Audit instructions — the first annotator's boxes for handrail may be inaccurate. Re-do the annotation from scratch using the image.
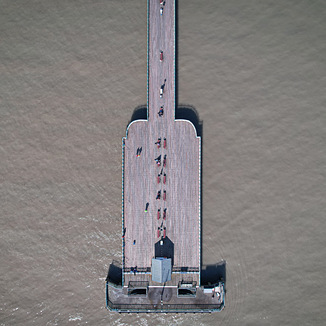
[107,299,224,313]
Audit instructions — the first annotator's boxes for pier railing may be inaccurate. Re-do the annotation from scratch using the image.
[106,299,224,313]
[172,267,199,273]
[124,267,151,273]
[121,138,125,286]
[123,267,199,273]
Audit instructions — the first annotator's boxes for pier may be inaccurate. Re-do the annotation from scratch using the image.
[107,0,224,312]
[124,0,200,282]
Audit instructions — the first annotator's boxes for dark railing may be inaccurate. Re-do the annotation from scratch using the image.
[178,281,197,288]
[128,281,149,288]
[124,267,151,273]
[124,267,199,273]
[123,267,199,273]
[172,267,199,272]
[106,299,224,313]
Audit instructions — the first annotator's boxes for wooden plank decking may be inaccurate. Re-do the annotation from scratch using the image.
[122,0,200,282]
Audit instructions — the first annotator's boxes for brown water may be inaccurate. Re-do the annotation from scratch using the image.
[1,0,326,325]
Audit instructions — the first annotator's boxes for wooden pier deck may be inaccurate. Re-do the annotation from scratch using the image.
[122,0,200,282]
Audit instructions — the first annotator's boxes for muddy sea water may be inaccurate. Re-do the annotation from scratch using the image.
[1,0,326,325]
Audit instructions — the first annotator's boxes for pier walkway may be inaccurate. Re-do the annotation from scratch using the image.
[123,0,200,283]
[107,0,225,313]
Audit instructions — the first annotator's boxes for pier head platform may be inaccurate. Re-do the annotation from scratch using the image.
[106,0,225,313]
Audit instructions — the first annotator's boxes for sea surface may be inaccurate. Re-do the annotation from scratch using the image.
[1,0,326,325]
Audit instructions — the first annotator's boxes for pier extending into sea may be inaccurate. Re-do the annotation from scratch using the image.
[107,0,224,312]
[123,0,200,285]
